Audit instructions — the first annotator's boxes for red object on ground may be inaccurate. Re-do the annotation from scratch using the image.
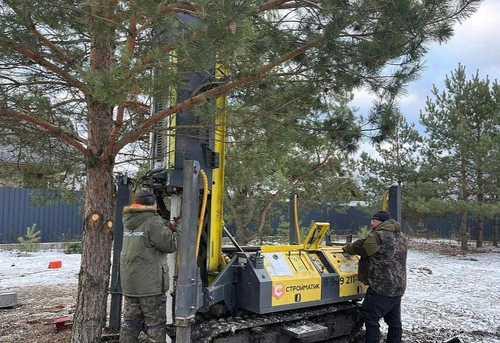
[48,260,62,269]
[53,315,73,332]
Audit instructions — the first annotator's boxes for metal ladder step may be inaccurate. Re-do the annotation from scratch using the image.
[281,322,328,342]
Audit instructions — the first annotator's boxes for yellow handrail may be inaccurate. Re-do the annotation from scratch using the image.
[293,194,302,244]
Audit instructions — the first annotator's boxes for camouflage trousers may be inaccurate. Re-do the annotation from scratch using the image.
[120,295,167,343]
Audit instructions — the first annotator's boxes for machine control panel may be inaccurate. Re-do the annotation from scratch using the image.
[263,252,322,307]
[322,248,365,297]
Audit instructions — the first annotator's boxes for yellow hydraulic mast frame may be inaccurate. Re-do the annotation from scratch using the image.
[208,65,228,275]
[166,52,177,169]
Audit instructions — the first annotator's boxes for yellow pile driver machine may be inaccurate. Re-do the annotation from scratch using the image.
[109,11,402,343]
[110,80,402,342]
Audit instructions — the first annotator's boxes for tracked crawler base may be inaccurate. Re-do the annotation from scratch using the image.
[168,302,363,343]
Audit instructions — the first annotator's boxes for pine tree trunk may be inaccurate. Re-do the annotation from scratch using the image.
[71,163,114,343]
[257,196,277,245]
[493,215,499,247]
[460,210,468,251]
[476,168,484,248]
[71,2,116,340]
[459,153,468,251]
[476,216,484,248]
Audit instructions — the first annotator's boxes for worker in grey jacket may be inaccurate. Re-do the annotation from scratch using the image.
[120,190,179,343]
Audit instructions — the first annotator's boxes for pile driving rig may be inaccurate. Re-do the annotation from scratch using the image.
[145,119,368,343]
[109,11,402,343]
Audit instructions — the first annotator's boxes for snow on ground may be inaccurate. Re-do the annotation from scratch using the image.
[0,250,80,291]
[403,250,500,340]
[1,248,499,342]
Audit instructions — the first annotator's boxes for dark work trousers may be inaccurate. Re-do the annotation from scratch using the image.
[361,288,402,343]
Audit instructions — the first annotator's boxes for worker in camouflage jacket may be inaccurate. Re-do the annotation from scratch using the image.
[120,190,179,343]
[343,211,407,343]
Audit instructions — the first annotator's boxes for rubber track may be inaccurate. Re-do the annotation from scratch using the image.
[184,302,361,342]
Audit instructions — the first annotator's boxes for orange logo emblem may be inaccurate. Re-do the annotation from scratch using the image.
[272,284,285,299]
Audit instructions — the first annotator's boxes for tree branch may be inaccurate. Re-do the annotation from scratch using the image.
[5,42,88,94]
[103,100,150,159]
[126,14,137,58]
[7,5,77,67]
[27,20,75,66]
[157,1,317,18]
[123,100,150,115]
[256,194,278,244]
[115,39,320,155]
[0,107,90,157]
[262,0,321,11]
[159,2,202,17]
[290,153,333,184]
[258,0,294,12]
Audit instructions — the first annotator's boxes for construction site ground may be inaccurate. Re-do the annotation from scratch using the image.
[1,239,499,343]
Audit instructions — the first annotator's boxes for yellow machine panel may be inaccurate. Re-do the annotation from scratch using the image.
[263,252,322,307]
[260,222,366,302]
[322,248,365,297]
[303,222,330,250]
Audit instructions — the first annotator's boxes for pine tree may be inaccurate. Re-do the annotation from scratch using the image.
[421,64,500,250]
[17,223,41,252]
[225,92,361,243]
[0,1,479,341]
[358,113,423,230]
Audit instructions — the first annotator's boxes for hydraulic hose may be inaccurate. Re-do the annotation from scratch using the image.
[196,169,209,258]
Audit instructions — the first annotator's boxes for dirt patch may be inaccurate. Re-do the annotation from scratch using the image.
[402,327,500,343]
[2,284,500,343]
[0,285,76,343]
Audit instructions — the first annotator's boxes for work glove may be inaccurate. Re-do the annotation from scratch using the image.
[169,216,181,232]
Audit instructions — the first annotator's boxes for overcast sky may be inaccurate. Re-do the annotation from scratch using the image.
[351,0,500,133]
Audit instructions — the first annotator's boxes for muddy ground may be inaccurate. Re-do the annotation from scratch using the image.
[0,285,75,343]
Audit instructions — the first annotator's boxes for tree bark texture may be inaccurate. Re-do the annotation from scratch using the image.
[71,1,116,341]
[476,166,484,248]
[493,215,499,247]
[257,196,277,245]
[71,163,114,343]
[459,154,468,251]
[460,210,468,251]
[476,216,484,248]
